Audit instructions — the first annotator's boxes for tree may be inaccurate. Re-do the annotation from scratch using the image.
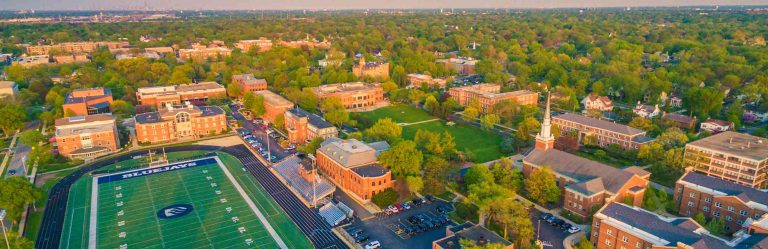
[0,177,41,225]
[492,200,534,245]
[227,83,243,99]
[0,230,33,249]
[0,105,26,138]
[491,158,524,191]
[573,237,594,249]
[466,181,513,226]
[463,164,494,188]
[364,118,402,144]
[298,137,324,155]
[111,100,135,116]
[638,142,664,164]
[524,167,561,205]
[424,95,440,115]
[423,156,453,194]
[459,239,507,249]
[628,117,653,130]
[371,188,398,208]
[378,140,422,177]
[243,92,266,116]
[463,106,480,120]
[480,114,500,130]
[406,176,424,194]
[516,117,540,143]
[320,97,349,126]
[20,130,45,147]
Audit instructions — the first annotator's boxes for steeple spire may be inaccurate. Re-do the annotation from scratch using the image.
[535,91,555,150]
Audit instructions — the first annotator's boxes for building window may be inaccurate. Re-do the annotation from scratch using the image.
[713,211,721,217]
[689,193,696,198]
[688,201,694,207]
[622,236,629,243]
[607,229,612,236]
[756,214,762,219]
[726,216,732,221]
[636,242,641,248]
[605,240,612,246]
[715,202,722,208]
[728,206,735,212]
[703,206,709,212]
[704,197,711,203]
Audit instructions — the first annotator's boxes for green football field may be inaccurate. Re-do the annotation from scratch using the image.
[59,152,312,249]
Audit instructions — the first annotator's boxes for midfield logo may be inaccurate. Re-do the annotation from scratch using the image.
[157,204,194,219]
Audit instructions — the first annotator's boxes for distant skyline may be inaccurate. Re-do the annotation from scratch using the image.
[2,0,767,11]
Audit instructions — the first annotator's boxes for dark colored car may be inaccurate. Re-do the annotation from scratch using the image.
[552,219,566,228]
[425,195,435,202]
[408,215,425,224]
[417,222,430,231]
[354,234,370,244]
[412,198,426,206]
[561,223,573,231]
[403,225,417,235]
[348,228,364,237]
[436,205,454,214]
[539,213,553,220]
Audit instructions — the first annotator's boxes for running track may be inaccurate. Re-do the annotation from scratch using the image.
[35,145,347,249]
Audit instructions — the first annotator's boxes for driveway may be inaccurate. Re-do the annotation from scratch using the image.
[230,104,292,161]
[5,121,39,178]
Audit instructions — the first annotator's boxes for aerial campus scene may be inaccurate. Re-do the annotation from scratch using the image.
[0,1,768,249]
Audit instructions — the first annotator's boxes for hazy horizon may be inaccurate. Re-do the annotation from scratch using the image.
[2,0,767,11]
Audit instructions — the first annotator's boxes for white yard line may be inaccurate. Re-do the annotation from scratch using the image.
[142,177,168,246]
[175,170,215,247]
[214,156,288,249]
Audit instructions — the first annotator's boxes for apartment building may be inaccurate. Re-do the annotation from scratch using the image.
[449,83,538,113]
[253,90,294,122]
[14,55,50,68]
[54,114,120,160]
[553,113,654,150]
[352,58,389,80]
[437,57,477,75]
[279,39,331,49]
[178,46,232,61]
[285,107,338,144]
[134,103,227,144]
[62,87,113,116]
[523,96,650,218]
[136,82,227,109]
[310,82,385,110]
[26,41,129,55]
[235,38,273,52]
[684,131,768,188]
[675,169,768,232]
[232,74,268,94]
[315,138,392,203]
[592,202,768,249]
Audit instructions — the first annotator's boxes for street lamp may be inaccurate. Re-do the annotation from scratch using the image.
[263,121,271,164]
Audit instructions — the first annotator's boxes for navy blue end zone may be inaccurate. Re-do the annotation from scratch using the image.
[97,157,218,184]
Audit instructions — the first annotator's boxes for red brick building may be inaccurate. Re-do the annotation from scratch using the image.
[134,103,227,144]
[523,94,650,218]
[26,41,129,56]
[284,107,338,144]
[310,82,385,110]
[178,46,232,61]
[62,87,113,116]
[553,113,654,150]
[437,57,477,75]
[352,57,389,81]
[253,90,294,122]
[232,74,268,94]
[684,131,768,188]
[54,114,120,160]
[449,83,538,113]
[136,82,227,109]
[234,38,273,52]
[592,202,768,249]
[675,169,768,232]
[315,138,392,203]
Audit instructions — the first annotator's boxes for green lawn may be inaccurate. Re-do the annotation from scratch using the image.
[356,104,435,124]
[358,104,505,163]
[403,120,504,163]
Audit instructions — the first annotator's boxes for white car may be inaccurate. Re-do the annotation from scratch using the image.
[567,226,581,234]
[387,205,399,213]
[364,241,380,249]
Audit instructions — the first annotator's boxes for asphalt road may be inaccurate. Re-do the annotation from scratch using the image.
[6,121,39,178]
[531,209,571,249]
[229,104,292,161]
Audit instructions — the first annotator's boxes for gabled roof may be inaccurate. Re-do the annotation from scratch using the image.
[597,203,766,249]
[701,119,733,127]
[524,149,647,195]
[553,113,646,136]
[664,113,696,124]
[679,171,768,207]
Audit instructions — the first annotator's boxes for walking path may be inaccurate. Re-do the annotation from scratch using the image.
[396,118,439,126]
[0,131,19,177]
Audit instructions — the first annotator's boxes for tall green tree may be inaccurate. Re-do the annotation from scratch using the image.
[378,140,422,177]
[524,167,561,205]
[364,118,402,144]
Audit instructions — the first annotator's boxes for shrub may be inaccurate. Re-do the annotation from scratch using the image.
[371,188,398,208]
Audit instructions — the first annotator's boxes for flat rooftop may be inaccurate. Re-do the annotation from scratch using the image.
[311,82,380,95]
[350,164,389,178]
[254,90,293,107]
[686,131,768,161]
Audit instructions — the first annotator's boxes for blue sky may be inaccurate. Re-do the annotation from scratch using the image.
[2,0,767,11]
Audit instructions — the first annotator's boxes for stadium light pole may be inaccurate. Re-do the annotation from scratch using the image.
[0,210,10,249]
[264,121,271,164]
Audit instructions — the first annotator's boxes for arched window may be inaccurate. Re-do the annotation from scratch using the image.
[176,112,190,123]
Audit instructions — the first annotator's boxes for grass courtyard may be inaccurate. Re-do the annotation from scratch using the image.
[358,104,505,163]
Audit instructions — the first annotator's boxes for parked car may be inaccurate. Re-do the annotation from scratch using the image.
[286,145,296,150]
[539,213,553,221]
[347,228,364,237]
[436,205,454,214]
[7,169,15,175]
[364,241,381,249]
[568,226,582,234]
[402,225,417,235]
[394,203,404,211]
[387,205,399,213]
[425,195,435,202]
[402,202,412,210]
[551,219,566,228]
[560,223,572,231]
[412,198,426,206]
[354,234,370,244]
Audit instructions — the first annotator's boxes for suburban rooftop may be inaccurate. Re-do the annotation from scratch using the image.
[686,131,768,161]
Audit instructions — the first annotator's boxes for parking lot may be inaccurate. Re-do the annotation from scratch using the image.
[530,209,573,249]
[341,199,454,249]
